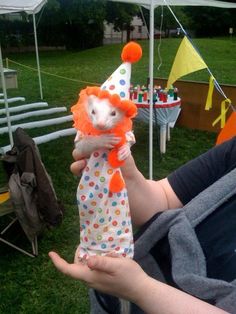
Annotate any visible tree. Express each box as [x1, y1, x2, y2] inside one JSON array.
[[183, 7, 236, 37], [155, 6, 190, 37], [105, 2, 139, 42], [137, 6, 190, 37], [37, 0, 64, 47], [39, 0, 107, 50]]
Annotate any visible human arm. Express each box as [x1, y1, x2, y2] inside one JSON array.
[[102, 136, 236, 225], [70, 148, 182, 227], [71, 136, 236, 226], [48, 252, 228, 314], [70, 151, 182, 226], [120, 154, 183, 226]]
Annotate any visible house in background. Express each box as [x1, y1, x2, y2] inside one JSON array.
[[103, 16, 149, 44]]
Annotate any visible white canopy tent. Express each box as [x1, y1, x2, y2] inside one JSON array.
[[110, 0, 236, 179], [0, 0, 47, 146], [0, 0, 46, 14]]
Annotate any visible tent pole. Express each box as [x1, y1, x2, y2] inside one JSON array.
[[32, 13, 43, 100], [0, 44, 13, 147], [148, 0, 154, 180]]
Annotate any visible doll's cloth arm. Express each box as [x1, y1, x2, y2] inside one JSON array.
[[74, 130, 121, 159]]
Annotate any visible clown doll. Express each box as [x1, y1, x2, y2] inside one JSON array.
[[71, 42, 142, 262]]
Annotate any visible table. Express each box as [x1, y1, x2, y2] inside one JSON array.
[[136, 98, 181, 154]]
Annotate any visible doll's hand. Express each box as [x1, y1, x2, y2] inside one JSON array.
[[118, 144, 131, 161], [71, 134, 120, 176], [49, 252, 148, 303], [95, 134, 121, 149]]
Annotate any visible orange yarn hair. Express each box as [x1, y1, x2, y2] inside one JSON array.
[[71, 86, 137, 136]]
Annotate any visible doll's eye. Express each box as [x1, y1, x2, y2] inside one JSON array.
[[91, 109, 95, 115], [111, 111, 116, 116]]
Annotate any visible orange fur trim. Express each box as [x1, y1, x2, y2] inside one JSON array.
[[87, 86, 100, 96], [71, 87, 137, 135], [116, 100, 137, 118], [108, 148, 125, 168], [99, 90, 110, 99], [110, 94, 121, 107], [121, 42, 142, 63], [109, 170, 125, 193]]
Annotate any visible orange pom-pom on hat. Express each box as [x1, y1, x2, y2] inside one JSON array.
[[121, 41, 142, 63]]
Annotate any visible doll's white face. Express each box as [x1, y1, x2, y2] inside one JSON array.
[[87, 95, 124, 131]]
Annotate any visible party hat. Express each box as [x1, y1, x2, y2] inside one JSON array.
[[101, 41, 142, 100]]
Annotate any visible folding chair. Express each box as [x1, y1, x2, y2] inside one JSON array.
[[0, 186, 38, 257]]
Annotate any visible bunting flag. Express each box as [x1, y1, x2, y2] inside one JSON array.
[[205, 75, 215, 111], [212, 98, 231, 129], [167, 36, 208, 89], [216, 111, 236, 145]]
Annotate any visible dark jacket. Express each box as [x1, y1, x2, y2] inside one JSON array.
[[5, 128, 64, 241]]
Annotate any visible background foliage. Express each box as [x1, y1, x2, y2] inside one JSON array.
[[0, 1, 236, 51]]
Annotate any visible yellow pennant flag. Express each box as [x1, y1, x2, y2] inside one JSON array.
[[167, 36, 208, 89], [205, 75, 215, 111]]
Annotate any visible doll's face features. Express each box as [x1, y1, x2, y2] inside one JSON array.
[[87, 95, 124, 131]]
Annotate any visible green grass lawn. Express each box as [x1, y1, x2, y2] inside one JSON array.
[[0, 37, 235, 313]]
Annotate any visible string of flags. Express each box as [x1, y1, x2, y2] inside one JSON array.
[[166, 35, 233, 129]]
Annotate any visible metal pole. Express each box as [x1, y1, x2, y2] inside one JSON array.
[[33, 13, 43, 99], [148, 0, 155, 179], [0, 44, 14, 147]]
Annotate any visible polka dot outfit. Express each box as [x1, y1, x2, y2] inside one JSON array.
[[74, 131, 135, 260]]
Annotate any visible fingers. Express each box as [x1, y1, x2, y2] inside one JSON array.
[[87, 255, 119, 273], [118, 145, 131, 161], [72, 148, 84, 161], [70, 160, 86, 176], [106, 252, 119, 258], [48, 251, 88, 279], [49, 251, 74, 275]]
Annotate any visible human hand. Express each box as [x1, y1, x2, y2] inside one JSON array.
[[48, 252, 148, 303], [70, 157, 86, 177], [118, 144, 131, 161], [119, 154, 139, 180]]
